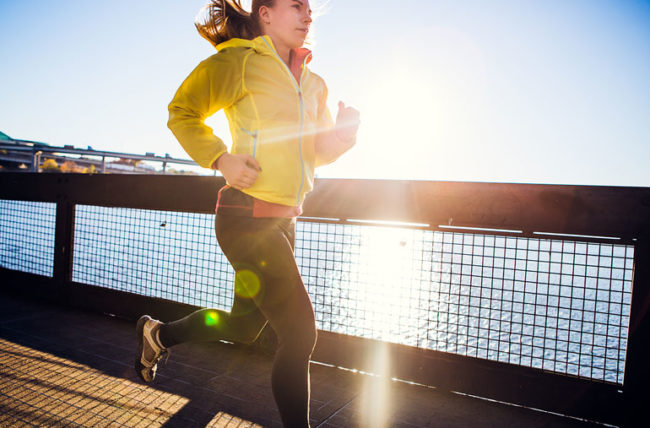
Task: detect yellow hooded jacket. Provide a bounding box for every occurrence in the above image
[168,35,334,207]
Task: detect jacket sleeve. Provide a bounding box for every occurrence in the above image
[314,80,335,168]
[167,53,244,169]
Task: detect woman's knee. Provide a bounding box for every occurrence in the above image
[228,317,267,345]
[283,318,317,356]
[236,325,265,345]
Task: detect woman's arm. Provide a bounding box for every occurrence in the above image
[315,101,360,166]
[167,54,244,169]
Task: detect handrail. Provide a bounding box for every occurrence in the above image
[1,172,648,242]
[0,142,197,167]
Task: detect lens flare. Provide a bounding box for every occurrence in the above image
[360,343,392,427]
[204,310,219,326]
[235,269,261,299]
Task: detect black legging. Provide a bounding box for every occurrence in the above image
[159,215,317,428]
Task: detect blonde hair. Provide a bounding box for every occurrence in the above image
[195,0,276,47]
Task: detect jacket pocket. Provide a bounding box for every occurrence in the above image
[240,128,259,158]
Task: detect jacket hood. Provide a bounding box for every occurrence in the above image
[215,36,261,52]
[216,36,312,65]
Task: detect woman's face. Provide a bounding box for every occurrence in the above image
[262,0,312,50]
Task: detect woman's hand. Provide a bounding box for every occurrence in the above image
[315,101,360,166]
[335,101,360,143]
[215,153,261,190]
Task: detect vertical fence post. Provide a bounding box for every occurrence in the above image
[623,238,650,427]
[53,177,75,294]
[32,150,42,172]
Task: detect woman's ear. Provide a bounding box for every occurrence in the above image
[258,5,271,25]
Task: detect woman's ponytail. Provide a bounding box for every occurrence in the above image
[195,0,275,47]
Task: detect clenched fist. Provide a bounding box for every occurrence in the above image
[335,101,360,142]
[215,153,261,190]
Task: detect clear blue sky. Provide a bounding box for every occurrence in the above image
[2,0,649,186]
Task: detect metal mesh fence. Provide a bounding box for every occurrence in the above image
[72,205,234,310]
[0,199,56,277]
[297,221,633,385]
[69,205,633,385]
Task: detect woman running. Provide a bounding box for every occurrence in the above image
[135,0,359,426]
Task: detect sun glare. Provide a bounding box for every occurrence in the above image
[322,26,490,182]
[359,342,393,428]
[356,225,419,343]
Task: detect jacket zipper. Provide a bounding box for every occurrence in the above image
[241,128,259,158]
[261,37,309,206]
[296,89,305,206]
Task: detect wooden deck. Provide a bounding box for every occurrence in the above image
[0,292,603,427]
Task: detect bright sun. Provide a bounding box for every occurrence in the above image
[319,26,491,183]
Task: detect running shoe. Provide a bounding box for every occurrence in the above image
[135,315,169,382]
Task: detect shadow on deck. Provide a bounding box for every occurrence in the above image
[0,291,603,427]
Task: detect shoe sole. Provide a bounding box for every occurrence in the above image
[135,315,152,382]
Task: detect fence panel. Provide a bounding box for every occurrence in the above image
[0,199,57,277]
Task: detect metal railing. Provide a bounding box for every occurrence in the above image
[0,141,200,174]
[1,172,649,426]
